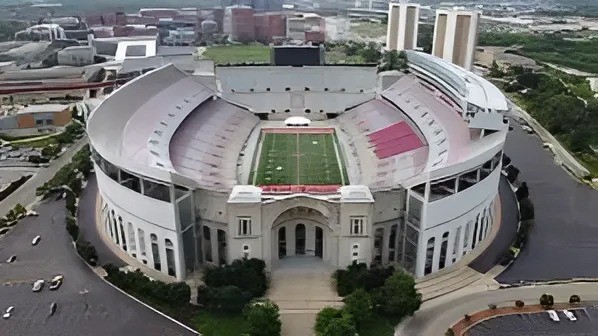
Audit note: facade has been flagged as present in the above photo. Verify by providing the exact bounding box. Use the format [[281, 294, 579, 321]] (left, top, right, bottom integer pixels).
[[88, 51, 509, 281], [386, 3, 420, 51], [16, 104, 71, 128], [223, 6, 256, 42], [432, 9, 480, 70], [286, 13, 326, 42], [254, 13, 286, 43]]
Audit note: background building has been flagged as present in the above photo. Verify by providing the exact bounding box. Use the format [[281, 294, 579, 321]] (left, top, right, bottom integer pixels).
[[432, 9, 480, 70], [16, 104, 71, 129], [386, 3, 420, 51], [254, 13, 286, 43], [223, 5, 256, 43]]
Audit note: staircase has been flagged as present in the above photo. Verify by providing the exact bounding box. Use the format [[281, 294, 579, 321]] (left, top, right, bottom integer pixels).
[[416, 266, 484, 301]]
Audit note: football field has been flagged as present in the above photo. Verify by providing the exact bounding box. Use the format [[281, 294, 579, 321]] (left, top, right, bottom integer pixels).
[[253, 131, 347, 186]]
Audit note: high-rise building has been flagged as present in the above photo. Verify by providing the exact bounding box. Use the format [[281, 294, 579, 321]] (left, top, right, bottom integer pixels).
[[386, 3, 420, 51], [432, 9, 480, 70]]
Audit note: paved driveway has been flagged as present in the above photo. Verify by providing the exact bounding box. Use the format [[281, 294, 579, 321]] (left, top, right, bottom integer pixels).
[[496, 118, 598, 283], [0, 200, 196, 336]]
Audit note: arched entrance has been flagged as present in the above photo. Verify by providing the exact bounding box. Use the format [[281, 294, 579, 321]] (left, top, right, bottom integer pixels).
[[271, 206, 331, 264], [295, 224, 306, 255]]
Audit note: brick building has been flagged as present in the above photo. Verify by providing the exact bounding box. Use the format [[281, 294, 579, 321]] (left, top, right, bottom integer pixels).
[[254, 13, 286, 43]]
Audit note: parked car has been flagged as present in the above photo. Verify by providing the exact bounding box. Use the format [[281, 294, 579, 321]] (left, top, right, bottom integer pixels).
[[6, 255, 16, 263], [32, 279, 44, 292], [563, 309, 577, 321], [49, 302, 57, 316], [26, 210, 38, 217], [3, 306, 14, 319], [31, 235, 41, 246], [49, 275, 64, 291], [521, 125, 534, 134], [548, 310, 560, 322]]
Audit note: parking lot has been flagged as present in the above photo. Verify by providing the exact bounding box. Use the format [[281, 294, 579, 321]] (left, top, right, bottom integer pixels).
[[0, 200, 196, 336], [468, 306, 598, 336], [496, 118, 598, 283]]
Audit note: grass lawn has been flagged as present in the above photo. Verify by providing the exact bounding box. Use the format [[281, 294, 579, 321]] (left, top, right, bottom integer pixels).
[[351, 22, 387, 39], [11, 135, 58, 148], [190, 311, 247, 336], [359, 315, 400, 336], [253, 132, 347, 185], [203, 44, 270, 65]]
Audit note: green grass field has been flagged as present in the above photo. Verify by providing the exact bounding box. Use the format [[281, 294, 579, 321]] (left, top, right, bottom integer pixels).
[[253, 132, 347, 186]]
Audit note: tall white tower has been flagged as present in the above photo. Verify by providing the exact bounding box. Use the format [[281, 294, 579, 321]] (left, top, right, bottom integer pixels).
[[386, 3, 420, 51], [432, 9, 480, 70]]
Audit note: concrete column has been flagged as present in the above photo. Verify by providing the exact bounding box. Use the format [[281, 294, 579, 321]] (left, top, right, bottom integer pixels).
[[306, 224, 316, 256], [467, 218, 476, 251], [287, 224, 295, 256], [394, 223, 401, 262], [211, 228, 219, 264], [381, 226, 390, 264], [445, 229, 456, 267], [457, 224, 465, 259]]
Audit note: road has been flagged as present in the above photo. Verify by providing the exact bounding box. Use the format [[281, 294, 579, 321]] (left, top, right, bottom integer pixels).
[[496, 119, 598, 283], [77, 175, 126, 267], [469, 176, 519, 273], [0, 200, 196, 336], [0, 137, 88, 217]]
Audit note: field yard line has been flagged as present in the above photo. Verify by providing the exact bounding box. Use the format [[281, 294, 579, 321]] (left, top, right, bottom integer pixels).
[[322, 134, 331, 183], [296, 132, 300, 185]]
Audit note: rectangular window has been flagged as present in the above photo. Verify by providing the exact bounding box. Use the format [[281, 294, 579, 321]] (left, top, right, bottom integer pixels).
[[104, 160, 119, 181], [429, 178, 456, 201], [350, 216, 365, 236], [120, 170, 141, 193], [142, 179, 171, 202], [237, 217, 252, 236]]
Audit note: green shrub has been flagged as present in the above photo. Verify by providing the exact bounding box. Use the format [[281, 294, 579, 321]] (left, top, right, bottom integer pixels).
[[343, 288, 373, 329], [243, 299, 281, 336], [104, 266, 191, 306], [540, 293, 554, 308], [314, 308, 356, 336], [445, 328, 455, 336], [76, 240, 98, 266], [66, 215, 79, 241], [334, 262, 394, 296], [515, 300, 525, 308], [570, 294, 581, 304], [203, 258, 268, 299], [373, 271, 422, 318], [208, 285, 253, 314]]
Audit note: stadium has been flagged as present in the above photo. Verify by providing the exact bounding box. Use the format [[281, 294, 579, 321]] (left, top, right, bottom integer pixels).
[[87, 50, 509, 281]]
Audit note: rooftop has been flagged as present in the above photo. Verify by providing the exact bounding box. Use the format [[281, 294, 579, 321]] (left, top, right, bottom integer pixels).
[[20, 104, 70, 114]]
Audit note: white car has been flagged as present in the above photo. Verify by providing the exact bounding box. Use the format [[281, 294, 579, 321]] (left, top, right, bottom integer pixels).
[[548, 310, 560, 322], [32, 279, 44, 292], [563, 309, 577, 321], [49, 275, 63, 291], [26, 210, 38, 217], [2, 306, 13, 319], [6, 255, 16, 263], [31, 235, 41, 246]]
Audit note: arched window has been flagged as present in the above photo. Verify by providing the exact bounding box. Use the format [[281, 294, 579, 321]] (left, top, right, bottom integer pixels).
[[165, 238, 176, 277], [150, 233, 161, 271], [472, 214, 481, 249], [128, 222, 136, 256], [118, 216, 127, 251], [138, 228, 147, 257], [439, 232, 449, 270], [425, 237, 435, 275]]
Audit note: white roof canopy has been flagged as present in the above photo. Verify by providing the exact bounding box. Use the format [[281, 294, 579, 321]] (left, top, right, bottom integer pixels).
[[284, 116, 311, 125]]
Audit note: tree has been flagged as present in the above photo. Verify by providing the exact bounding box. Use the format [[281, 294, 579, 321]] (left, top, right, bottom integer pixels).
[[374, 271, 422, 318], [378, 50, 408, 72], [14, 203, 26, 216], [540, 293, 554, 308], [360, 42, 382, 63], [315, 309, 356, 336], [515, 300, 525, 308], [243, 299, 281, 336], [569, 294, 581, 304], [66, 215, 79, 241], [343, 289, 373, 329], [489, 60, 503, 78], [315, 307, 343, 335], [445, 328, 455, 336]]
